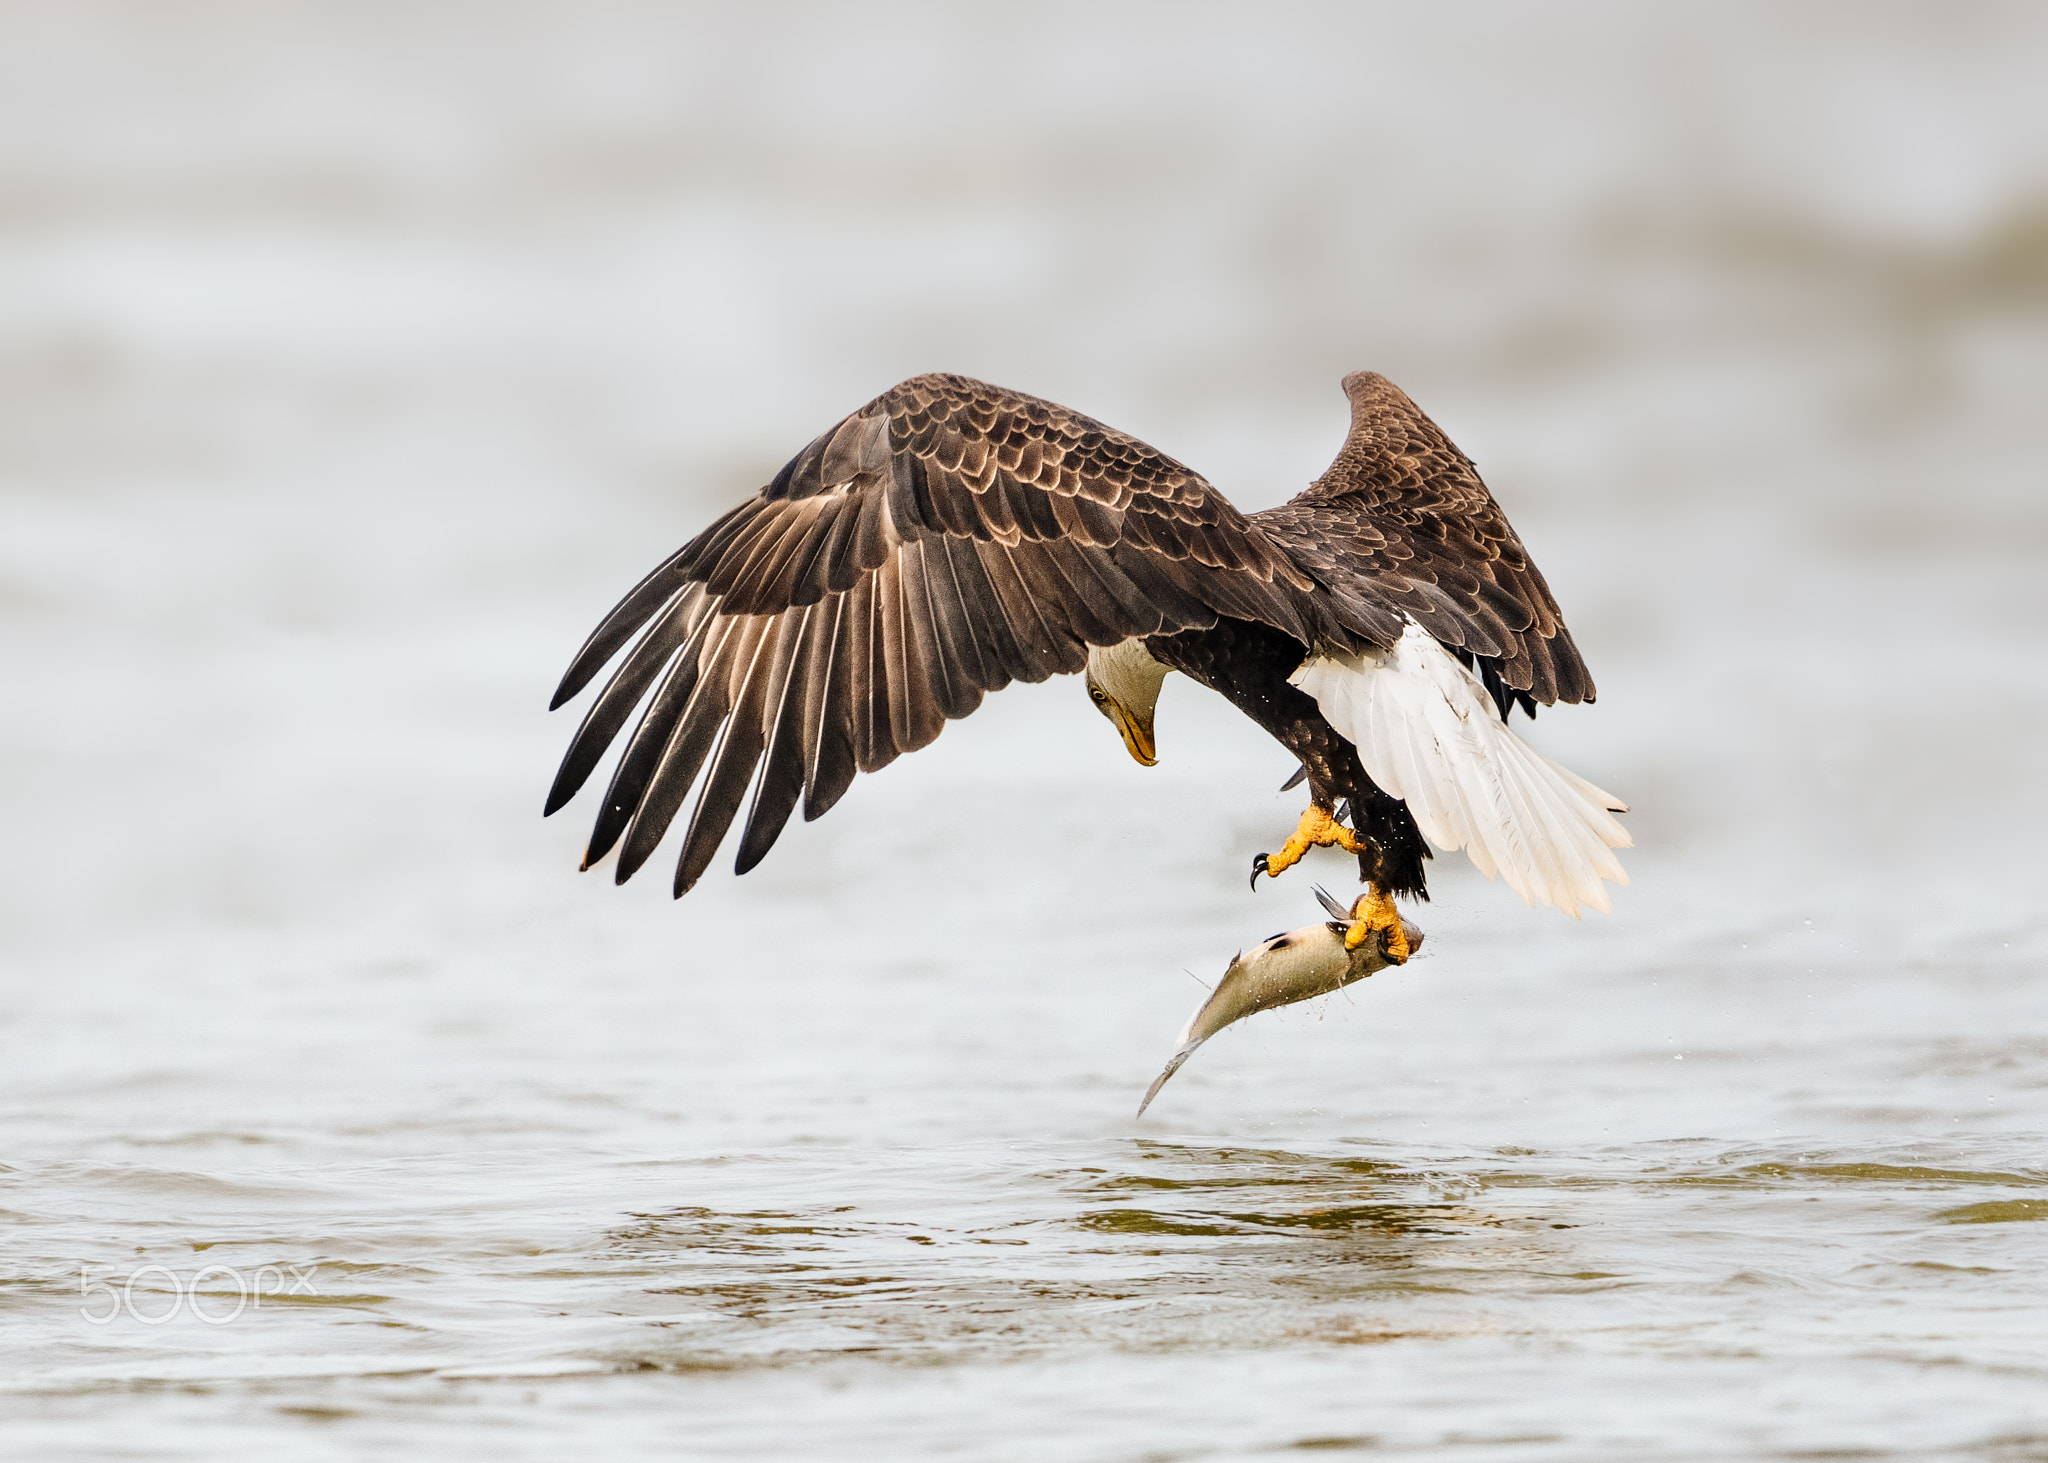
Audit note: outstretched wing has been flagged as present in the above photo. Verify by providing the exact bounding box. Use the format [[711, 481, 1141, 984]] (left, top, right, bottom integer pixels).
[[1253, 371, 1594, 715], [546, 372, 1313, 895]]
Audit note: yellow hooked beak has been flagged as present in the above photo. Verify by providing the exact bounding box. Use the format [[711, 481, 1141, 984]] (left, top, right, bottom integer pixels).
[[1108, 701, 1157, 766]]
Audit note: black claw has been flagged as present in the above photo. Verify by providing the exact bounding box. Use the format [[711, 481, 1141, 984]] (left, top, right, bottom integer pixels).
[[1249, 852, 1270, 891]]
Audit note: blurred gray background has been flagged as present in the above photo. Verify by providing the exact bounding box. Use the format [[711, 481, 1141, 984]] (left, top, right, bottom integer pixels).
[[3, 0, 2043, 971]]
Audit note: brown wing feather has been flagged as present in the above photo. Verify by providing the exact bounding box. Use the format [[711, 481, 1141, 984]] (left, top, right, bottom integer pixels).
[[549, 372, 1314, 892], [1252, 371, 1595, 710]]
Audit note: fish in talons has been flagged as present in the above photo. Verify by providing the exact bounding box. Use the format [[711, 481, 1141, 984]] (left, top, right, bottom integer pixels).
[[1136, 886, 1425, 1118]]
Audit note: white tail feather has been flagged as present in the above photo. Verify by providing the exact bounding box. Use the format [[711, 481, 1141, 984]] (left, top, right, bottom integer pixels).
[[1290, 621, 1631, 918]]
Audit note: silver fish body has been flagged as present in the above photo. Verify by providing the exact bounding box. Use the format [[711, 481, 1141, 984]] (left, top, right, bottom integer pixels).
[[1138, 897, 1424, 1118]]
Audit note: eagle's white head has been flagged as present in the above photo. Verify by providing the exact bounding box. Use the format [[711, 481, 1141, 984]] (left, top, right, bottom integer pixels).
[[1084, 639, 1170, 766]]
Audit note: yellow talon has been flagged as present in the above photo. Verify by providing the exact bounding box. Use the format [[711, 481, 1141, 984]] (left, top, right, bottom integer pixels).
[[1344, 883, 1410, 964], [1251, 805, 1364, 885]]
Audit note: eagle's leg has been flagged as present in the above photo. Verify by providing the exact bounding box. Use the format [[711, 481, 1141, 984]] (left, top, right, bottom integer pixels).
[[1345, 883, 1411, 964], [1249, 804, 1363, 887], [1144, 618, 1430, 910]]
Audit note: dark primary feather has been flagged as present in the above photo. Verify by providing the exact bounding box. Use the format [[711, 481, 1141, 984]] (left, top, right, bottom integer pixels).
[[547, 372, 1313, 891], [546, 369, 1596, 894], [548, 536, 715, 711], [1251, 371, 1594, 710]]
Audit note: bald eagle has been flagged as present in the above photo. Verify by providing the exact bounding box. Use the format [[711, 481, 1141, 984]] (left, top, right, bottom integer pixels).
[[545, 371, 1628, 957]]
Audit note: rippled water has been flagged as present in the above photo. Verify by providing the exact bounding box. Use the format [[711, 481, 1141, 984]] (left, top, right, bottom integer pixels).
[[6, 758, 2048, 1457], [6, 4, 2048, 1457], [12, 1133, 2048, 1458]]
